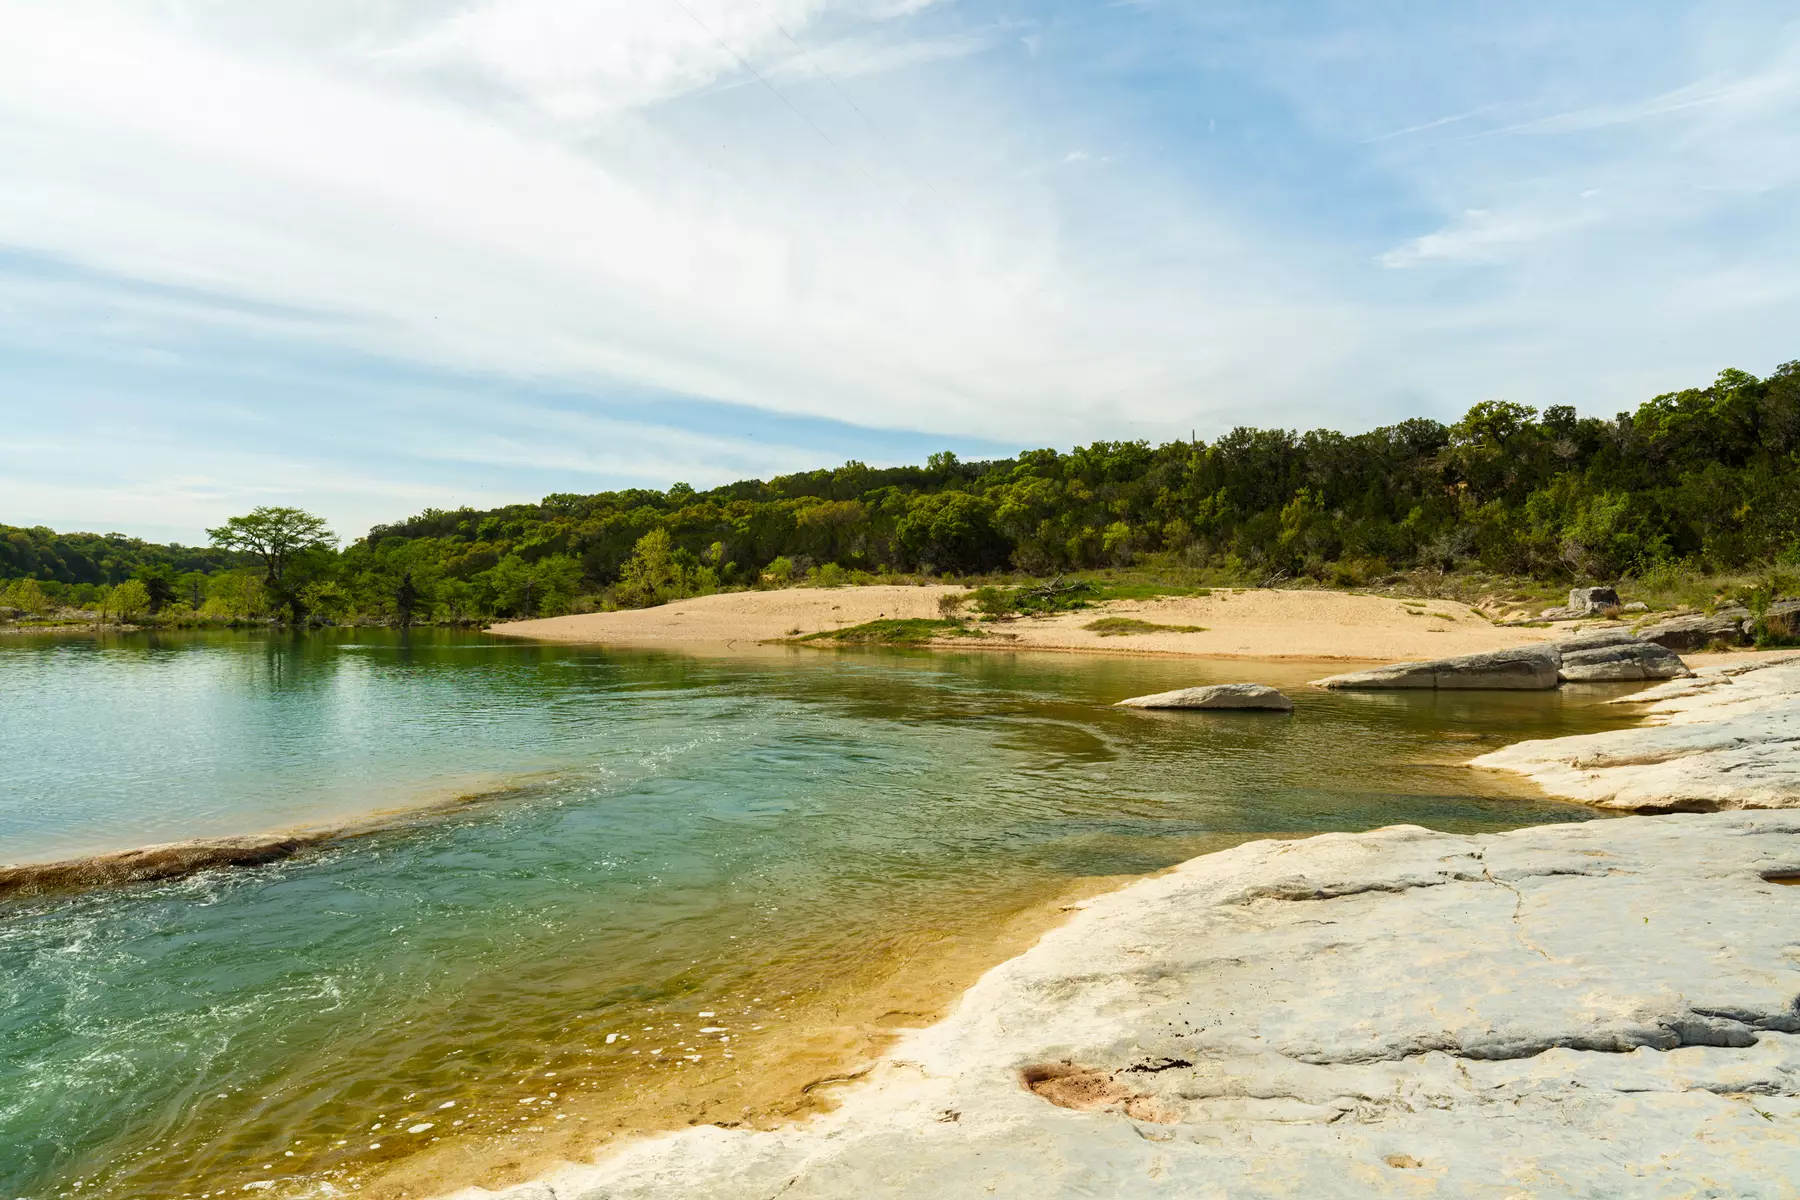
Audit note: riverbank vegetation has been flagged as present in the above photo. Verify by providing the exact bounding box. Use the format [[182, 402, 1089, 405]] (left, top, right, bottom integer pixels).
[[4, 360, 1797, 628]]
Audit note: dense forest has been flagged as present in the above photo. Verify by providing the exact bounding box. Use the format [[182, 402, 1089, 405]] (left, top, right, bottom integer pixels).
[[5, 360, 1798, 624]]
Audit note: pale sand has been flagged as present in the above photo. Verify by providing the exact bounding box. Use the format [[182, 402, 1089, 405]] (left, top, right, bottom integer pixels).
[[493, 586, 1568, 663]]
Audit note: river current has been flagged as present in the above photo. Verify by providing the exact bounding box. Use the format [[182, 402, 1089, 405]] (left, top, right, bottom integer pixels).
[[0, 629, 1637, 1198]]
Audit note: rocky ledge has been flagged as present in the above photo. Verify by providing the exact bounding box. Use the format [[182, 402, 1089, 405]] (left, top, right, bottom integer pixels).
[[457, 813, 1800, 1200], [1312, 631, 1689, 691], [1474, 653, 1800, 811]]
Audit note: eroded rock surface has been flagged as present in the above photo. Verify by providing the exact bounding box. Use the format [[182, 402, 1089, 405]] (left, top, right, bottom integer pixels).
[[1638, 607, 1753, 651], [451, 814, 1800, 1200], [1475, 654, 1800, 811], [1556, 633, 1690, 682], [1115, 683, 1294, 711], [1313, 645, 1561, 690]]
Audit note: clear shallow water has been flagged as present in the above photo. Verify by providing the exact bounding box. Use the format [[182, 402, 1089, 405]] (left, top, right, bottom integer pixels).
[[0, 630, 1639, 1198]]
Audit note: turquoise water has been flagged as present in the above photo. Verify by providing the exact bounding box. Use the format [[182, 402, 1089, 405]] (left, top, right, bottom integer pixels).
[[0, 630, 1636, 1198]]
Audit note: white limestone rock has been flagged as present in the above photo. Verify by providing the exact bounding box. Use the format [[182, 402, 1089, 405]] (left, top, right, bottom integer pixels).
[[449, 813, 1800, 1200], [1115, 683, 1294, 711], [1474, 654, 1800, 811]]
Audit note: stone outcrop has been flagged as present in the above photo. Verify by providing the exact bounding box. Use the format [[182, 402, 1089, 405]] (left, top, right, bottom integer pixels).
[[452, 812, 1800, 1200], [1473, 654, 1800, 811], [1313, 636, 1689, 690], [1313, 645, 1562, 690], [1636, 607, 1753, 651], [1555, 631, 1690, 682], [1115, 683, 1293, 711]]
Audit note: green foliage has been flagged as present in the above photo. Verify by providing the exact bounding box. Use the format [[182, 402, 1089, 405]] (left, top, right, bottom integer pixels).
[[972, 578, 1098, 618], [204, 570, 267, 621], [207, 506, 338, 621], [1082, 617, 1208, 636], [110, 579, 151, 621], [6, 360, 1799, 628], [4, 577, 51, 616], [794, 619, 981, 645]]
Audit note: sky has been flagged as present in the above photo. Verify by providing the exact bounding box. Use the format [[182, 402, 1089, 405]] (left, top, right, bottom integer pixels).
[[3, 1, 1798, 544]]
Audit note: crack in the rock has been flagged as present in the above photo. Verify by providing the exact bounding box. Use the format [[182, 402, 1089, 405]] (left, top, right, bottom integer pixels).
[[1481, 866, 1553, 962], [1278, 1014, 1799, 1067]]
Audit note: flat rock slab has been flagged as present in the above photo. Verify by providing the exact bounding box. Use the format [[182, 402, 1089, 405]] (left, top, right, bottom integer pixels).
[[1475, 654, 1800, 811], [1115, 683, 1293, 710], [1313, 645, 1560, 690], [456, 813, 1800, 1200]]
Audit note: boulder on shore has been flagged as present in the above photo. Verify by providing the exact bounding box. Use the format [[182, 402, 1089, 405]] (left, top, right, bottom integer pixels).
[[1115, 683, 1294, 711], [1567, 585, 1619, 612], [1637, 607, 1751, 651], [1312, 645, 1561, 690], [1555, 632, 1690, 682]]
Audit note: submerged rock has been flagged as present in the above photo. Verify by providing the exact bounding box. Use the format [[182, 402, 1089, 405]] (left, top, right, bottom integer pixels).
[[1115, 683, 1293, 711], [1312, 645, 1561, 690], [456, 812, 1800, 1200], [1474, 654, 1800, 811], [0, 834, 321, 899]]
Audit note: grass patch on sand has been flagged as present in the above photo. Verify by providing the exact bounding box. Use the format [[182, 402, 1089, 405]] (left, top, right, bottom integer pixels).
[[1082, 617, 1208, 637], [793, 619, 984, 645]]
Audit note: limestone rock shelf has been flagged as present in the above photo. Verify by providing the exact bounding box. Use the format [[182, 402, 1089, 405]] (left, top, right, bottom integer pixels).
[[455, 813, 1800, 1200], [1475, 654, 1800, 811]]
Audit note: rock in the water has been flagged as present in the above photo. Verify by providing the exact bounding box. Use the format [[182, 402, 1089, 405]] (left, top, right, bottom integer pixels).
[[1637, 608, 1752, 651], [457, 813, 1800, 1200], [1474, 654, 1800, 810], [1312, 645, 1560, 690], [1115, 683, 1293, 711], [0, 834, 320, 899], [1556, 633, 1690, 682], [1567, 585, 1620, 613]]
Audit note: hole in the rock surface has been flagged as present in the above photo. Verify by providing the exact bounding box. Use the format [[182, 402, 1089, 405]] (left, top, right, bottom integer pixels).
[[1021, 1062, 1176, 1123], [1760, 872, 1800, 886], [1384, 1154, 1423, 1169]]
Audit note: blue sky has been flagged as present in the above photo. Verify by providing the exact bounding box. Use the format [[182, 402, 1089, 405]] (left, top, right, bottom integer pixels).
[[3, 0, 1797, 544]]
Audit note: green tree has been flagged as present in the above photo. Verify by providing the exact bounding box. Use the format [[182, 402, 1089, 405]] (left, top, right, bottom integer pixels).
[[6, 577, 50, 615], [204, 570, 267, 621], [206, 507, 337, 622], [111, 578, 152, 622], [615, 529, 684, 607], [134, 565, 177, 613]]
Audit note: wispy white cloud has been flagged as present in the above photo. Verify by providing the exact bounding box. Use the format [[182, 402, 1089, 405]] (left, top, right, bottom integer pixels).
[[3, 0, 1800, 541]]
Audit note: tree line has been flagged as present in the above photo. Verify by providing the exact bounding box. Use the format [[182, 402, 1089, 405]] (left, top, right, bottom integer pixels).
[[5, 359, 1797, 625]]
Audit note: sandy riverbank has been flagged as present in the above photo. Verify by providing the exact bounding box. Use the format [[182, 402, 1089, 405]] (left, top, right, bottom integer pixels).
[[444, 656, 1800, 1200], [493, 586, 1574, 662]]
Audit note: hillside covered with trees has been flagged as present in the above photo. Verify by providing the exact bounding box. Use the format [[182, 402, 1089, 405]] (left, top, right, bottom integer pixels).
[[5, 360, 1798, 625]]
